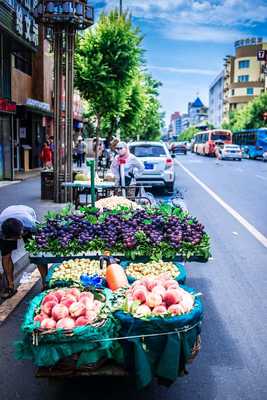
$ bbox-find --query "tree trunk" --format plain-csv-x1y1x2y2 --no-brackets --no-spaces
94,115,101,165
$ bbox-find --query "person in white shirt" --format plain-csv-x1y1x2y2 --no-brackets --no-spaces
0,206,46,299
111,142,144,186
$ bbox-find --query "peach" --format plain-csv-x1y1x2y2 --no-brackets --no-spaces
132,287,147,304
60,297,76,308
42,293,59,305
164,280,179,290
79,296,94,309
56,317,75,330
152,305,167,315
85,310,97,323
168,304,184,315
158,272,172,282
34,312,49,323
52,304,69,321
146,279,162,292
135,304,151,317
146,293,162,308
75,316,90,327
163,289,183,306
151,285,166,298
41,300,58,316
61,294,77,303
53,289,66,302
68,288,81,298
79,292,94,302
40,318,57,330
69,301,86,318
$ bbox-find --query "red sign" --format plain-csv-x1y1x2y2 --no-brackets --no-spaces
0,98,16,113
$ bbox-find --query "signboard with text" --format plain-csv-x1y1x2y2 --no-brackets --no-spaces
2,0,39,47
257,50,267,62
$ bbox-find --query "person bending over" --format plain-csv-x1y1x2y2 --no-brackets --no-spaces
0,206,47,299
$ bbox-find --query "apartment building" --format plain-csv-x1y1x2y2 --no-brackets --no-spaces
223,37,267,122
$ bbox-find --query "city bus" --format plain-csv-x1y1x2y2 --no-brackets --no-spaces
193,129,232,156
232,128,267,159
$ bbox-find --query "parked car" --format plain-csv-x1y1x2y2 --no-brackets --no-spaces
128,141,175,192
263,151,267,162
171,142,187,155
215,144,242,160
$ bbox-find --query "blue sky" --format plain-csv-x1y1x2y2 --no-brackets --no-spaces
94,1,267,124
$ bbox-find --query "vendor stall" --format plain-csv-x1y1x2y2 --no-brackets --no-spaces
16,201,210,388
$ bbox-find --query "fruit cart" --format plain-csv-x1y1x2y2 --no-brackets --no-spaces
18,203,209,388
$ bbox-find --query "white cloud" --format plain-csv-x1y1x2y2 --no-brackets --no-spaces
97,0,267,24
149,65,218,76
96,0,267,43
163,24,248,43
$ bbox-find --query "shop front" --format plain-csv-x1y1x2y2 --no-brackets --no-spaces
16,98,52,171
0,99,16,180
0,0,39,178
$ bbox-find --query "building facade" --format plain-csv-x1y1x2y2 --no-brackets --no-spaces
209,71,224,128
0,0,54,179
188,97,208,126
170,111,182,138
223,38,267,122
181,113,190,132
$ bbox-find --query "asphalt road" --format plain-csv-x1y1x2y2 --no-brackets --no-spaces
0,156,267,400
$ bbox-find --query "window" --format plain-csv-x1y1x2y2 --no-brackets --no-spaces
247,88,254,95
13,50,32,75
130,145,166,157
239,60,250,69
231,89,235,95
238,75,249,82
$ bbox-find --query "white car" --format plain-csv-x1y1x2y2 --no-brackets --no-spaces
129,141,175,192
216,144,242,160
263,151,267,162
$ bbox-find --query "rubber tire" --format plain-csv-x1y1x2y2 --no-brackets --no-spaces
166,182,174,193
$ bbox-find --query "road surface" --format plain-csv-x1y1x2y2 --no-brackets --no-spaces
0,155,266,399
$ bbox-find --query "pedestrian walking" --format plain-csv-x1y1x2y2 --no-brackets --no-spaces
0,206,47,299
48,136,55,166
75,139,85,168
40,141,52,168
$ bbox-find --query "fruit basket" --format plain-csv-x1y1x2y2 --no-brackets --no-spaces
121,260,187,285
113,284,203,388
45,259,106,289
15,288,123,368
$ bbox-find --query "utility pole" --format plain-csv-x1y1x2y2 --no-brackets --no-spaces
119,0,122,15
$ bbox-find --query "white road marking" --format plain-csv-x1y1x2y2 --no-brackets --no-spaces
0,181,20,189
176,160,267,249
256,175,267,181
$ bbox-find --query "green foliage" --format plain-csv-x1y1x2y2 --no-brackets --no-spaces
75,10,142,119
75,10,163,142
179,126,198,142
224,92,267,132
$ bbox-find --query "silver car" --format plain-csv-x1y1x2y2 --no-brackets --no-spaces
263,151,267,162
129,141,175,192
216,144,242,160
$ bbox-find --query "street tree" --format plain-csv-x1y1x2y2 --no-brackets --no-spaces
179,126,198,142
222,92,267,131
74,10,143,158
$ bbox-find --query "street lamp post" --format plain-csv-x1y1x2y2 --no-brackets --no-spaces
119,0,122,15
34,1,94,202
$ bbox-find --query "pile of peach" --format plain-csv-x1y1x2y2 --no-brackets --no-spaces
125,273,194,317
